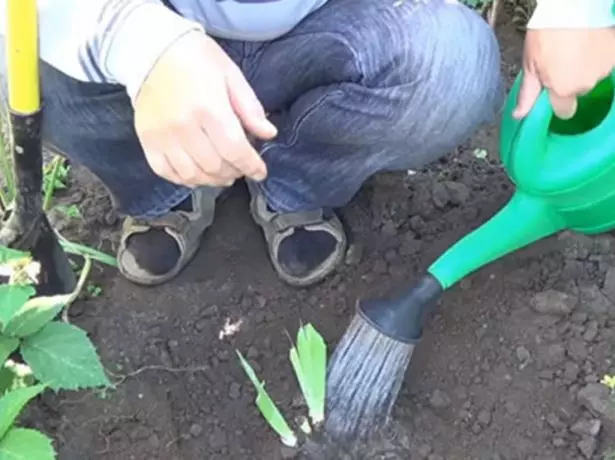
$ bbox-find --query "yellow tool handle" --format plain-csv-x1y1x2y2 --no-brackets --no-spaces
6,0,40,114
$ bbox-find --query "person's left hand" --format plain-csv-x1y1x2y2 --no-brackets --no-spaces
513,28,615,120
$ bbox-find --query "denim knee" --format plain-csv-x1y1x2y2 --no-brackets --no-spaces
348,0,504,150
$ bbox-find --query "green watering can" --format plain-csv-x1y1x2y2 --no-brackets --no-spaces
358,70,615,343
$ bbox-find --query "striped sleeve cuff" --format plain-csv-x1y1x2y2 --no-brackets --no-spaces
97,1,203,101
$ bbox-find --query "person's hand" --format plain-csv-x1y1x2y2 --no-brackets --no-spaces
513,28,615,120
134,31,277,187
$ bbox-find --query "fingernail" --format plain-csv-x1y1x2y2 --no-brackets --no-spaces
253,170,267,182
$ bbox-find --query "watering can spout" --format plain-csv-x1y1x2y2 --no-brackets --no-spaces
427,191,565,290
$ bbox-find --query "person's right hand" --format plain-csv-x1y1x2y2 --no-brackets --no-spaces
134,31,277,188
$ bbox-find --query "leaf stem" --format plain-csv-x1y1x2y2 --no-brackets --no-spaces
55,232,117,267
62,256,92,323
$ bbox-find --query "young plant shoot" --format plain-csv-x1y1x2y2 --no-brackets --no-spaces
289,323,327,428
236,351,298,447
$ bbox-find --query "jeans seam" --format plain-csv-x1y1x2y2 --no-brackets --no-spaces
257,90,343,213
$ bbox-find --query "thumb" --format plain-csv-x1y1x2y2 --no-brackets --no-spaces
548,92,577,120
512,68,543,119
226,69,278,140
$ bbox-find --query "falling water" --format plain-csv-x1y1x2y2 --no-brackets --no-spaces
325,314,416,441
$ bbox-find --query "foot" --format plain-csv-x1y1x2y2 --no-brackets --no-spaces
117,187,219,286
246,181,348,287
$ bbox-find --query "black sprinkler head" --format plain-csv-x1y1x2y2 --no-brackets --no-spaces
357,273,443,344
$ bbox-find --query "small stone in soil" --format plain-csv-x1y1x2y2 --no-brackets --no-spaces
537,343,566,368
571,312,589,324
567,339,589,362
570,419,601,437
563,361,580,381
582,320,599,342
477,409,492,426
148,433,161,448
189,424,203,437
432,182,450,208
551,437,566,448
515,346,531,364
545,413,565,431
246,346,259,359
240,295,253,309
577,436,598,459
228,382,242,400
585,373,600,384
209,426,227,450
558,232,593,260
416,444,432,458
530,290,577,316
429,389,451,409
577,383,615,421
201,304,220,317
579,285,612,315
504,401,519,415
444,181,470,205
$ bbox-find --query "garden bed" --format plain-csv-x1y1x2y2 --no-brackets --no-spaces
9,13,615,460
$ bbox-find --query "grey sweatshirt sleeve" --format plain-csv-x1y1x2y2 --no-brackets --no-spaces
1,0,204,101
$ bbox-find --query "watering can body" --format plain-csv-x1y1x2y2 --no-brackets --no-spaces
501,71,615,234
428,70,615,289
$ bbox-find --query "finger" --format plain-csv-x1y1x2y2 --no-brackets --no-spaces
548,92,578,120
162,147,236,187
199,103,268,181
513,69,543,119
143,146,183,185
178,123,241,183
170,146,211,187
225,67,277,140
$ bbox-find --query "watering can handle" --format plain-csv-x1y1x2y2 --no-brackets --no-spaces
508,80,554,179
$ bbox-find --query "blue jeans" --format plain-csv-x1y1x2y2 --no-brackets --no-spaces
41,0,503,218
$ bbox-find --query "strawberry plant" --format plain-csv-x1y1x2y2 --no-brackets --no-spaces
0,245,110,459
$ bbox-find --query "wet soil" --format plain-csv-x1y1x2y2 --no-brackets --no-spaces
20,15,615,460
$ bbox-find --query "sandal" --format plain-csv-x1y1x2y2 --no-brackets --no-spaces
117,187,219,286
246,181,348,287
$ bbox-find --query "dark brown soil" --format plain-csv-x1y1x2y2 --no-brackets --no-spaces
23,16,615,460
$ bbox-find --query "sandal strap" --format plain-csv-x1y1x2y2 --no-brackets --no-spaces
246,180,348,287
125,212,190,234
270,209,325,232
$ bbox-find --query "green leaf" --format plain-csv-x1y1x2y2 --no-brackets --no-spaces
289,323,327,425
0,248,29,265
0,368,16,397
3,294,71,338
0,428,56,460
0,363,34,397
0,337,19,364
0,285,35,329
0,385,46,438
21,322,110,391
236,351,297,447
